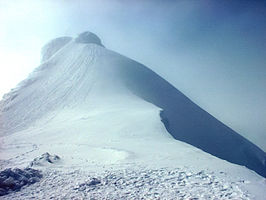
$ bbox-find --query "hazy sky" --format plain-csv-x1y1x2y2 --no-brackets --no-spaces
0,0,265,150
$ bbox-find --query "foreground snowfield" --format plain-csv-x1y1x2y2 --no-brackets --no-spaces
1,100,266,199
0,32,265,199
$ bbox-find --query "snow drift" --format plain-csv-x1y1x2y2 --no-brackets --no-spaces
0,31,265,178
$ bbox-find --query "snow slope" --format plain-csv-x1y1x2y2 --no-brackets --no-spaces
0,31,265,199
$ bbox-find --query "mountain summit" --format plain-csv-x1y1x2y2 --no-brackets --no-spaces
75,31,103,46
0,32,265,179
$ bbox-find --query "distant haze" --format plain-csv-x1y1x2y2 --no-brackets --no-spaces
0,0,265,150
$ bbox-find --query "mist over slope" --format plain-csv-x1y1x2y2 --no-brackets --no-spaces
0,31,265,178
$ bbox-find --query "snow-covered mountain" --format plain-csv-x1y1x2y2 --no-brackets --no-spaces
0,32,265,199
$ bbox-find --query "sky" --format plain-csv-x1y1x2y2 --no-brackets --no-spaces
0,0,265,150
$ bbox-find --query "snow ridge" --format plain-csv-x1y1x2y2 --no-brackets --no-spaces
0,32,265,178
0,31,266,199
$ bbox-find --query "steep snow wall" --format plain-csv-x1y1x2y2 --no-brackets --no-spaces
111,56,266,177
111,57,266,177
0,32,265,177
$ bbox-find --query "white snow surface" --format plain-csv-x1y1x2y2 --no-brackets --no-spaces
0,33,266,199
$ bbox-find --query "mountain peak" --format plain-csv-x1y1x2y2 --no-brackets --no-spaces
41,31,103,63
75,31,103,46
41,36,72,62
1,32,266,178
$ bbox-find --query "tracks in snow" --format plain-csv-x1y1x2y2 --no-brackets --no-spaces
1,167,250,200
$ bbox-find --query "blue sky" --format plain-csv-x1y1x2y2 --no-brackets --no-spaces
0,0,265,150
